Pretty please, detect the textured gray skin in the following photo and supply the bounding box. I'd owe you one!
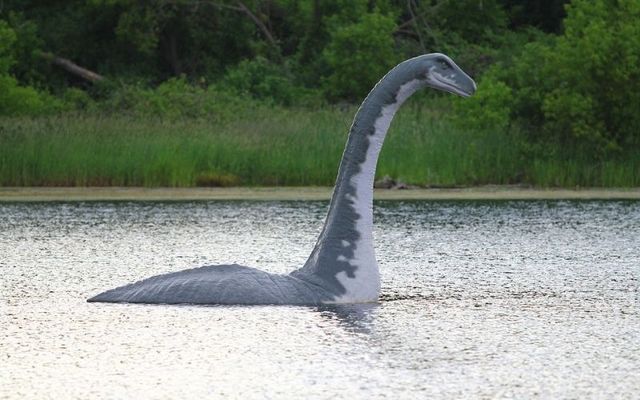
[89,265,334,305]
[88,53,476,305]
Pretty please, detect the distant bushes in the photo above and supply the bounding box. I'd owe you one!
[76,77,276,122]
[475,0,640,153]
[0,20,58,116]
[221,56,323,106]
[452,73,513,132]
[0,75,60,116]
[322,12,399,101]
[1,0,639,170]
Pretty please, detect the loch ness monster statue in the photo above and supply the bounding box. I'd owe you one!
[88,53,476,305]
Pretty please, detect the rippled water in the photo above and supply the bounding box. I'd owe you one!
[1,200,639,399]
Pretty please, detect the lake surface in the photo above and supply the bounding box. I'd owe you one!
[1,200,639,399]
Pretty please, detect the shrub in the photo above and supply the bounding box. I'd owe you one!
[97,77,267,121]
[0,20,16,74]
[0,20,59,116]
[452,71,513,132]
[322,12,400,101]
[223,56,298,105]
[494,0,640,152]
[62,88,94,111]
[0,75,60,116]
[545,0,640,150]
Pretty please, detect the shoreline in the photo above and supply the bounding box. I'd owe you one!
[1,186,639,202]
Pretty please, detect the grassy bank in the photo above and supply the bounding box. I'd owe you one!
[1,105,639,187]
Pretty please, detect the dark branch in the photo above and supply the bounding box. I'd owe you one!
[193,0,278,49]
[234,1,277,48]
[38,52,104,83]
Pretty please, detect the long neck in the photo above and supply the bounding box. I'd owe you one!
[293,60,426,302]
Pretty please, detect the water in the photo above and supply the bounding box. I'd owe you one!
[1,200,639,399]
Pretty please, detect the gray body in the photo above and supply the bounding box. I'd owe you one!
[88,53,476,305]
[89,265,334,305]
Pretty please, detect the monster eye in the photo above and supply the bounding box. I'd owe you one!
[439,59,451,69]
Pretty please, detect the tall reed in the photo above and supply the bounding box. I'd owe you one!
[1,106,638,187]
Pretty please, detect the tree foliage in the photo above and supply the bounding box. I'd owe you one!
[323,11,399,100]
[3,0,640,153]
[0,19,56,115]
[0,20,17,74]
[492,0,640,151]
[0,0,538,94]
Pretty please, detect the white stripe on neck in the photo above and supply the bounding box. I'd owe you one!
[330,79,423,303]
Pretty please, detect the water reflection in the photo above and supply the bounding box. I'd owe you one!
[316,303,378,334]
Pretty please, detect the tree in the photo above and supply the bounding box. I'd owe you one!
[499,0,640,151]
[0,20,16,75]
[0,20,56,115]
[322,11,399,100]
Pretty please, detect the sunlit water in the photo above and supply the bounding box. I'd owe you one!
[1,200,639,399]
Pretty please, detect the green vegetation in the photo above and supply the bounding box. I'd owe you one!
[0,1,638,187]
[2,103,638,187]
[483,0,640,151]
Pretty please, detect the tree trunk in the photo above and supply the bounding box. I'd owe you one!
[38,52,104,83]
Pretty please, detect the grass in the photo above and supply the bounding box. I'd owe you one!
[0,103,638,187]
